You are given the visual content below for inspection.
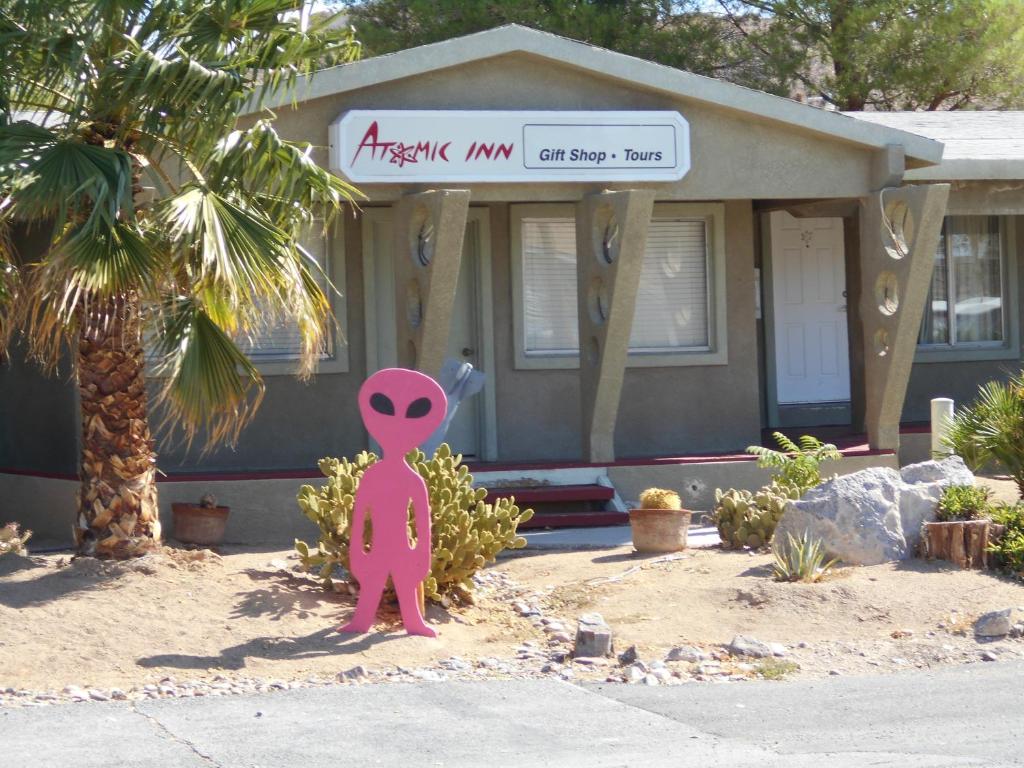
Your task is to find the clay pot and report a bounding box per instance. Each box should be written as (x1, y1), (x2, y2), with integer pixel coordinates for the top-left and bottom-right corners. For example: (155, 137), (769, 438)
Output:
(629, 508), (692, 553)
(171, 503), (230, 546)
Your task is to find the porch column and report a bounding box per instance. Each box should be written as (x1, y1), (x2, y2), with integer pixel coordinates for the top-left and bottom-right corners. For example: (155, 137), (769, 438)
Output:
(576, 189), (656, 463)
(858, 183), (950, 450)
(391, 189), (471, 375)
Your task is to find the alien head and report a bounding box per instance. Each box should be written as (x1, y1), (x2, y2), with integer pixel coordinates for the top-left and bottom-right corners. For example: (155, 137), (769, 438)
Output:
(358, 368), (447, 457)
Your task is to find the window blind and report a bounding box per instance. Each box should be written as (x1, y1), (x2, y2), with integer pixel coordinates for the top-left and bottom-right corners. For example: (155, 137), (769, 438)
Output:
(520, 217), (711, 355)
(235, 224), (332, 361)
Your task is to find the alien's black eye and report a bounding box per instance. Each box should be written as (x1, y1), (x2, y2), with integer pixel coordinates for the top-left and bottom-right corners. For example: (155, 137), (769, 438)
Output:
(370, 392), (395, 415)
(405, 397), (432, 418)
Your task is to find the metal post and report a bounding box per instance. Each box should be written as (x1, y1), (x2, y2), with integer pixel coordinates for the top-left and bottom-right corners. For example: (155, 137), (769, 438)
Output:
(931, 397), (954, 458)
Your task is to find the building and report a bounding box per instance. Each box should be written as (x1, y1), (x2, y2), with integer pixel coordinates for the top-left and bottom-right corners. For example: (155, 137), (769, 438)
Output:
(3, 26), (1022, 542)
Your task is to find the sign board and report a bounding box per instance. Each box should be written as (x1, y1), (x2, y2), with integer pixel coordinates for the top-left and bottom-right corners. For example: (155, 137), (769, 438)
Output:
(329, 110), (690, 183)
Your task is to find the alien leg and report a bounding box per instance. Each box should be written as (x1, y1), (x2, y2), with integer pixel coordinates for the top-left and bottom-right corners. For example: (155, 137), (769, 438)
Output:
(394, 575), (436, 638)
(337, 568), (387, 634)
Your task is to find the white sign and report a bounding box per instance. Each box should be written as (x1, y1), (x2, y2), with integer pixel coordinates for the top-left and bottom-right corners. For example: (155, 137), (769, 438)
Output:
(329, 110), (690, 183)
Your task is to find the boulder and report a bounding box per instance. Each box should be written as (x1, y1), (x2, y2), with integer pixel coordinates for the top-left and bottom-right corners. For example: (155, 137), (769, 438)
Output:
(975, 608), (1018, 639)
(726, 635), (773, 658)
(776, 457), (975, 566)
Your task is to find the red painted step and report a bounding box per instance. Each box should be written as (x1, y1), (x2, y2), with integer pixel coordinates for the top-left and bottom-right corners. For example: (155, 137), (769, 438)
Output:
(518, 509), (629, 530)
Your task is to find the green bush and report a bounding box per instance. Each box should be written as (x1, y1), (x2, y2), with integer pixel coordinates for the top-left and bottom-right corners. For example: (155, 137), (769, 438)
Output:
(988, 503), (1024, 578)
(772, 530), (839, 583)
(747, 432), (841, 493)
(936, 484), (993, 522)
(294, 444), (533, 602)
(945, 373), (1024, 497)
(0, 522), (30, 557)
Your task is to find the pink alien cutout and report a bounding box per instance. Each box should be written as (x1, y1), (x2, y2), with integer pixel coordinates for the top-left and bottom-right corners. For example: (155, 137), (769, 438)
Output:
(338, 368), (446, 638)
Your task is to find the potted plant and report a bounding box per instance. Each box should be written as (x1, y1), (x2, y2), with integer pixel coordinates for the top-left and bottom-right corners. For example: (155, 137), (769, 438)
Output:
(172, 493), (230, 546)
(629, 488), (691, 553)
(922, 484), (1001, 569)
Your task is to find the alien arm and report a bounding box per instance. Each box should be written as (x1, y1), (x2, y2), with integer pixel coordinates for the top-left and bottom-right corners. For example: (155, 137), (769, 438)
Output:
(348, 488), (370, 579)
(411, 478), (432, 574)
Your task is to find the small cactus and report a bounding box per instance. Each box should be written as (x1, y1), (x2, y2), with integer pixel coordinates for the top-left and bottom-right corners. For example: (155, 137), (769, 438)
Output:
(199, 493), (218, 509)
(0, 522), (31, 557)
(711, 481), (799, 550)
(638, 488), (682, 510)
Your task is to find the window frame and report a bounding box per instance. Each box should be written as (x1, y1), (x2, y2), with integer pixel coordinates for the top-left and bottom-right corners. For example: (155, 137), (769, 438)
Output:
(510, 202), (728, 370)
(146, 217), (349, 378)
(915, 214), (1018, 364)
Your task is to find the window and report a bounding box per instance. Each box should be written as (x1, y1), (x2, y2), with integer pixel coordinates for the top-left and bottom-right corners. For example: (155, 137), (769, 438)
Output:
(919, 216), (1005, 349)
(512, 203), (727, 369)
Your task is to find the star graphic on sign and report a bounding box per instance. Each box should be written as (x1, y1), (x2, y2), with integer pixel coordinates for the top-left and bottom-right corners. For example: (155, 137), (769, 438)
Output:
(389, 142), (419, 167)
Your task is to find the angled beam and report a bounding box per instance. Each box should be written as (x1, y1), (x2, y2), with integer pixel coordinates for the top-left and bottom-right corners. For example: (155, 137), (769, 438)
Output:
(391, 189), (471, 375)
(576, 189), (656, 463)
(858, 183), (950, 450)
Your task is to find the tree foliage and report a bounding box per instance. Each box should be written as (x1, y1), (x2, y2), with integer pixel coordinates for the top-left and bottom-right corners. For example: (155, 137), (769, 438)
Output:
(0, 0), (362, 446)
(342, 0), (1024, 110)
(719, 0), (1024, 110)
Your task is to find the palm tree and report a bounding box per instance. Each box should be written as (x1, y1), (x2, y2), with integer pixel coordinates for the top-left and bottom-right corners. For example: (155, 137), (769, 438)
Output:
(0, 0), (361, 557)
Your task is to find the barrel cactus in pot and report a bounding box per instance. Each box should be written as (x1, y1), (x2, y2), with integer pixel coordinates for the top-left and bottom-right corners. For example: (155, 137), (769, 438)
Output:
(629, 487), (691, 553)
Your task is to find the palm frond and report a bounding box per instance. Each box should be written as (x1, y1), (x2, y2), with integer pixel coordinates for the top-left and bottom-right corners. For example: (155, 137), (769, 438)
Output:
(151, 298), (264, 448)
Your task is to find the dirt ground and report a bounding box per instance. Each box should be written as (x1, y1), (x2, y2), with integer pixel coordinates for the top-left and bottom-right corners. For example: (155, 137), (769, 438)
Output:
(2, 531), (1023, 698)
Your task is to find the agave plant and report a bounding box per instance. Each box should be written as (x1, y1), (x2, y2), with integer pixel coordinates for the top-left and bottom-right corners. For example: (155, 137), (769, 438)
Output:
(0, 1), (361, 557)
(944, 373), (1024, 498)
(772, 530), (838, 583)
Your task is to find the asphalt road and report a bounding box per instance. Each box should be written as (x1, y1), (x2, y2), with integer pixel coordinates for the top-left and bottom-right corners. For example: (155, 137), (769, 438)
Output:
(3, 661), (1023, 767)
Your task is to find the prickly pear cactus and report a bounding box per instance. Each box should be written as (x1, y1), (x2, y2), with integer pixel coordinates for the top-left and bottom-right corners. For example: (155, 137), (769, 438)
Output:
(711, 481), (800, 550)
(295, 444), (533, 602)
(638, 488), (682, 510)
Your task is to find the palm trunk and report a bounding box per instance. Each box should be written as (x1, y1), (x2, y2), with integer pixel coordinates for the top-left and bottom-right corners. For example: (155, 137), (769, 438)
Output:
(74, 294), (160, 557)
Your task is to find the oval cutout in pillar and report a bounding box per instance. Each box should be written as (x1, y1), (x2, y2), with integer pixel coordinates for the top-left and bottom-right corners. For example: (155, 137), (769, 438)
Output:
(410, 204), (434, 267)
(587, 276), (610, 325)
(883, 199), (914, 260)
(406, 280), (423, 328)
(875, 271), (900, 316)
(586, 335), (601, 366)
(873, 328), (891, 357)
(593, 205), (619, 266)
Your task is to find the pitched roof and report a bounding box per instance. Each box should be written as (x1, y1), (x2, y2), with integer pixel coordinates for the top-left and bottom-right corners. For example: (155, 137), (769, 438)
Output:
(256, 24), (943, 168)
(849, 111), (1024, 180)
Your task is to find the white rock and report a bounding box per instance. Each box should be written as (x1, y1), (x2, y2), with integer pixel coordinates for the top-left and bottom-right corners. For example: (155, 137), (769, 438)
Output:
(574, 613), (613, 658)
(666, 646), (708, 663)
(776, 457), (974, 566)
(770, 643), (787, 658)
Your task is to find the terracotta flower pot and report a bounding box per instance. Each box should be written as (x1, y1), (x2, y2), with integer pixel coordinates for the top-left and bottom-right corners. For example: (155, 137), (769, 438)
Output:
(171, 503), (230, 546)
(629, 508), (692, 553)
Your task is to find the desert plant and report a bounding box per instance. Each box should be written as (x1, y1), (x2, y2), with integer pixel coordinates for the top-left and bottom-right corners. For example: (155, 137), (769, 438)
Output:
(936, 484), (992, 522)
(638, 488), (681, 510)
(945, 374), (1024, 498)
(0, 522), (31, 557)
(199, 494), (218, 509)
(987, 503), (1024, 578)
(747, 433), (841, 494)
(295, 444), (533, 602)
(772, 530), (838, 583)
(711, 481), (800, 550)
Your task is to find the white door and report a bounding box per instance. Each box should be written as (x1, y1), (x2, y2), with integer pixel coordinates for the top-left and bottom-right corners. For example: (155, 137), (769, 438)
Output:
(363, 209), (484, 457)
(770, 212), (850, 404)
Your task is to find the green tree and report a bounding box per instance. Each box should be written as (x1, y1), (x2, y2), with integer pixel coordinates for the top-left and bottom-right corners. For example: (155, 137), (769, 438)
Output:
(343, 0), (788, 93)
(0, 0), (361, 557)
(719, 0), (1024, 110)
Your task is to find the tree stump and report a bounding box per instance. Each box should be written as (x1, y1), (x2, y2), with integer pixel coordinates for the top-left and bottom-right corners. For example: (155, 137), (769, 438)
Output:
(923, 520), (1004, 569)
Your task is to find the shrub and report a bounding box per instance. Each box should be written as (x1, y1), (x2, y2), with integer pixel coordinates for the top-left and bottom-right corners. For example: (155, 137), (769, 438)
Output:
(988, 503), (1024, 578)
(711, 481), (800, 550)
(0, 522), (31, 557)
(747, 432), (841, 494)
(295, 444), (533, 602)
(936, 484), (993, 522)
(638, 488), (681, 510)
(945, 374), (1024, 498)
(772, 530), (838, 582)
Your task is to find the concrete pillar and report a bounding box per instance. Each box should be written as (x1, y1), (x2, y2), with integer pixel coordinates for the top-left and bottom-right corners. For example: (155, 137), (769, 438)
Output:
(576, 189), (656, 463)
(931, 397), (954, 458)
(391, 189), (471, 375)
(858, 183), (950, 450)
